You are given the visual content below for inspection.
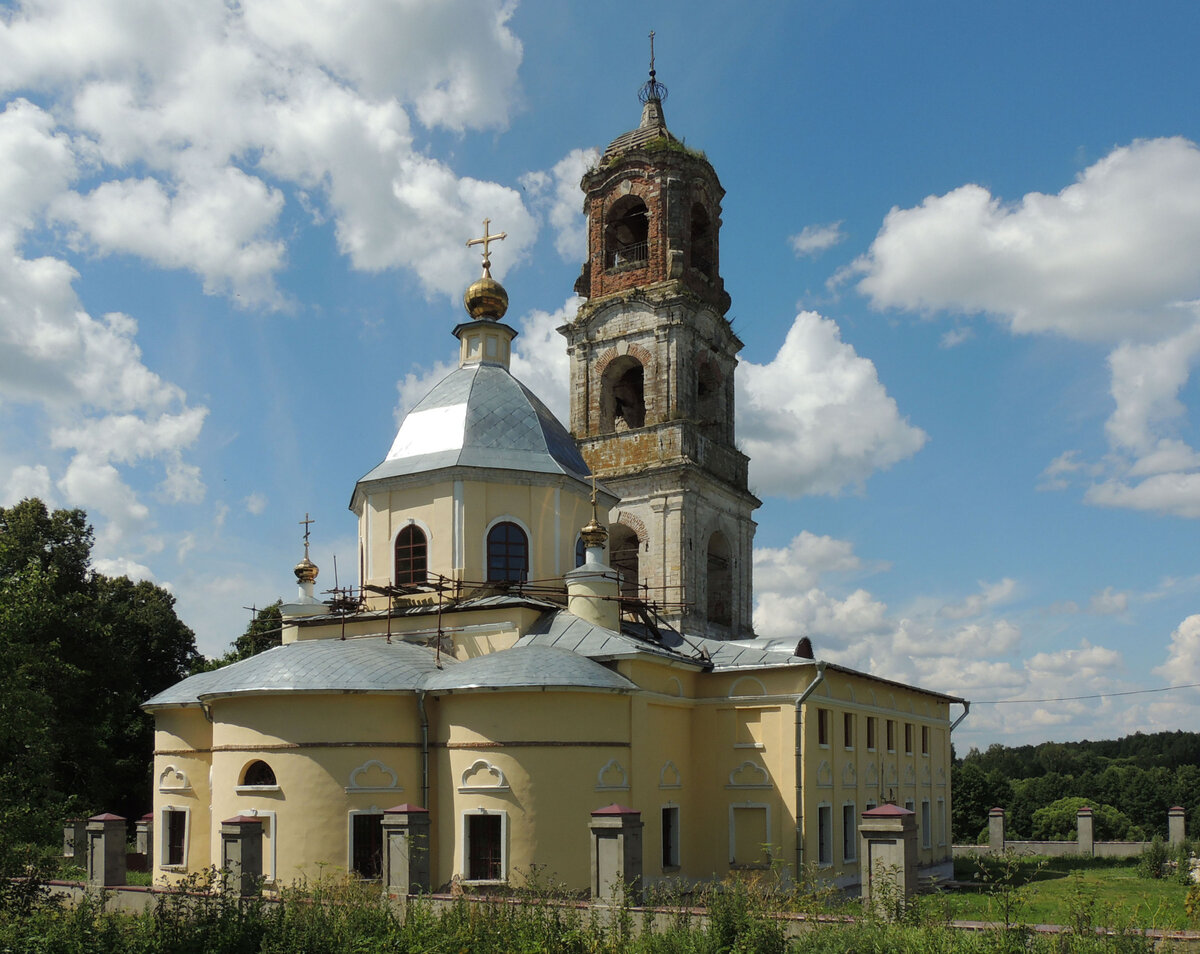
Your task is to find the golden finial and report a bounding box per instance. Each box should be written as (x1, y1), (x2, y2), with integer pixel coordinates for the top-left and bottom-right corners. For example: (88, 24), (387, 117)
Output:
(464, 218), (509, 319)
(580, 475), (607, 550)
(294, 512), (319, 584)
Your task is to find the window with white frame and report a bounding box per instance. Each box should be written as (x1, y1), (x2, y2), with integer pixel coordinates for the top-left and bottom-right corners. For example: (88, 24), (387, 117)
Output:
(161, 807), (189, 868)
(922, 799), (932, 849)
(463, 810), (506, 882)
(817, 804), (833, 867)
(842, 803), (857, 863)
(662, 805), (680, 869)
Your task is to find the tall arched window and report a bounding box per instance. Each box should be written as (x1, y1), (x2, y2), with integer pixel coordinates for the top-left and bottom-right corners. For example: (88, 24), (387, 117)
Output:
(610, 524), (641, 600)
(690, 202), (713, 277)
(575, 535), (587, 568)
(487, 522), (528, 583)
(605, 196), (649, 269)
(394, 525), (428, 585)
(706, 531), (732, 626)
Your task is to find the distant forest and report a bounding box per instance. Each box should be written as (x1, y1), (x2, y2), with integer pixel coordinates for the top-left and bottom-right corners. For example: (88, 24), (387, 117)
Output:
(952, 730), (1200, 844)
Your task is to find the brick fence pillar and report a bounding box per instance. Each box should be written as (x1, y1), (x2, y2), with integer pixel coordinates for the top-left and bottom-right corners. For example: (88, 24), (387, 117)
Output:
(86, 813), (127, 887)
(988, 808), (1005, 853)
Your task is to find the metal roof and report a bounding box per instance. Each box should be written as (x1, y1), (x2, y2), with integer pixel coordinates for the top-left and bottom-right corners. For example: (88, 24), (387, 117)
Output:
(144, 638), (451, 707)
(423, 645), (636, 693)
(355, 364), (590, 488)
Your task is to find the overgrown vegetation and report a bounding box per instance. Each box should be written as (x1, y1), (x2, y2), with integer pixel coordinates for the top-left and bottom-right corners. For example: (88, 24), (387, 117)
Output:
(0, 861), (1179, 953)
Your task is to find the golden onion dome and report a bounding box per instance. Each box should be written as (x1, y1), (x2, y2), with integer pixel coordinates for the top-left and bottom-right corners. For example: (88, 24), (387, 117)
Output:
(464, 271), (509, 320)
(294, 555), (318, 585)
(580, 515), (607, 550)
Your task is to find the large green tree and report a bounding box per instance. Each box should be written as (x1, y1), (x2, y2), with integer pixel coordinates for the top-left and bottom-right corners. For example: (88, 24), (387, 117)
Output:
(0, 499), (200, 860)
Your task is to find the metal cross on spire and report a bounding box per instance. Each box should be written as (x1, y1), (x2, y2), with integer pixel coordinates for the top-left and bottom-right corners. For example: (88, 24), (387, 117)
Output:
(300, 512), (314, 557)
(466, 218), (507, 275)
(649, 30), (656, 79)
(639, 30), (668, 105)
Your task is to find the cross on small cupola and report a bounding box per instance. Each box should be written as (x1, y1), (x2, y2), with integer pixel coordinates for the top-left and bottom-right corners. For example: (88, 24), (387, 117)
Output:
(463, 218), (510, 321)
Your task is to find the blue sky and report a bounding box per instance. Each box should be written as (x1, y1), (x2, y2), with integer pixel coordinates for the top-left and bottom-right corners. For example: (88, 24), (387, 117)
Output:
(4, 0), (1200, 749)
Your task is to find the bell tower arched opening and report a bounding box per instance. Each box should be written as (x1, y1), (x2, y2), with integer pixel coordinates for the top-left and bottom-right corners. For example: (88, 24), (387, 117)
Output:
(706, 530), (732, 627)
(600, 355), (646, 431)
(605, 195), (649, 269)
(609, 523), (641, 600)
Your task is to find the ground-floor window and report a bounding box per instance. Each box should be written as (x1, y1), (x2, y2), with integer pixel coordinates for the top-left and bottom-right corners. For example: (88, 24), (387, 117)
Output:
(921, 799), (932, 849)
(162, 808), (188, 868)
(842, 803), (857, 863)
(351, 812), (383, 879)
(817, 804), (833, 866)
(937, 798), (947, 846)
(661, 806), (680, 869)
(464, 811), (504, 881)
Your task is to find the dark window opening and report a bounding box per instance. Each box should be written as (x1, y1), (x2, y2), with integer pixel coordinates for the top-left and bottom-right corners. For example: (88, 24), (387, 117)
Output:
(706, 531), (732, 626)
(352, 813), (383, 879)
(662, 806), (679, 868)
(394, 524), (428, 585)
(605, 197), (649, 269)
(242, 760), (276, 786)
(696, 360), (725, 440)
(610, 524), (640, 600)
(690, 202), (713, 277)
(166, 810), (186, 867)
(817, 708), (830, 746)
(487, 522), (528, 583)
(467, 814), (502, 880)
(575, 535), (587, 567)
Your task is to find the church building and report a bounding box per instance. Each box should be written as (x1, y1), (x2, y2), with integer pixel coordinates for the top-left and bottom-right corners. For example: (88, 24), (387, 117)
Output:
(146, 66), (965, 894)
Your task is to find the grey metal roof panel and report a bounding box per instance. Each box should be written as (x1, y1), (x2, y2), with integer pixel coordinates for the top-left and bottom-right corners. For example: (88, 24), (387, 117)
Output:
(424, 645), (635, 693)
(356, 365), (590, 488)
(144, 638), (450, 707)
(517, 611), (704, 666)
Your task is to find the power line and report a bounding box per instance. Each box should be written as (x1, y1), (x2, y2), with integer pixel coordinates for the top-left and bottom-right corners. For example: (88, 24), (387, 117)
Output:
(973, 682), (1200, 705)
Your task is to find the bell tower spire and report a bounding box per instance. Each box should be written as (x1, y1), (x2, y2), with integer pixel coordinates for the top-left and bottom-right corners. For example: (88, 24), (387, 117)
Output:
(559, 50), (759, 639)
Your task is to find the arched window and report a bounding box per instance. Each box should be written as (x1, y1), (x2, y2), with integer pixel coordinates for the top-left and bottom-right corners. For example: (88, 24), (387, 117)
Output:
(696, 359), (724, 440)
(610, 524), (641, 600)
(690, 202), (713, 277)
(394, 525), (428, 585)
(575, 534), (587, 568)
(600, 356), (646, 431)
(242, 760), (277, 787)
(706, 531), (732, 626)
(605, 196), (649, 269)
(487, 522), (528, 583)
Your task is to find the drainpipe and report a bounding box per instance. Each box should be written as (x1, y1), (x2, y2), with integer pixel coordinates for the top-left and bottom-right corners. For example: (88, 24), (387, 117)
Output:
(949, 700), (970, 733)
(417, 690), (430, 810)
(793, 660), (827, 879)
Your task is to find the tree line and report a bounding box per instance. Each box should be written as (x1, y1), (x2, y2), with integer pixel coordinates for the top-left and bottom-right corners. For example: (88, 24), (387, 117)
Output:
(953, 733), (1200, 843)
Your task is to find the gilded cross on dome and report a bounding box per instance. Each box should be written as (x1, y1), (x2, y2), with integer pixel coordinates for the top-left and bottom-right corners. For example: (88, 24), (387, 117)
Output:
(466, 218), (507, 276)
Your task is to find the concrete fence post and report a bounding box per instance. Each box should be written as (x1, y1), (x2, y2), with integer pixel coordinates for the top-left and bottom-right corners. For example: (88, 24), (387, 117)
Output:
(220, 816), (264, 896)
(1169, 807), (1187, 848)
(86, 813), (127, 887)
(63, 819), (88, 866)
(859, 804), (919, 918)
(589, 804), (643, 904)
(1076, 807), (1094, 856)
(381, 804), (431, 896)
(135, 813), (154, 857)
(988, 808), (1005, 853)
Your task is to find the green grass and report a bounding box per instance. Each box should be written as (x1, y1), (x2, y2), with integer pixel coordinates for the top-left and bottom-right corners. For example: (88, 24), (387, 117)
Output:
(943, 855), (1193, 930)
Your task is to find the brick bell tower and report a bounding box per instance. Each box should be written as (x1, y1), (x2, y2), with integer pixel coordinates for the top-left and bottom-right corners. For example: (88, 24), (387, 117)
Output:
(560, 48), (760, 639)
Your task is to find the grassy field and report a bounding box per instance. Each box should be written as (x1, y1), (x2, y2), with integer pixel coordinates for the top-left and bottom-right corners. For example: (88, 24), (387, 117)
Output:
(941, 855), (1195, 931)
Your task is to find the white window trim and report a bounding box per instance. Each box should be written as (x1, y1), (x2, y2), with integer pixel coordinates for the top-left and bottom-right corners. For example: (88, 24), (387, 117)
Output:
(728, 801), (772, 868)
(347, 809), (384, 878)
(234, 808), (277, 882)
(841, 801), (858, 863)
(816, 802), (833, 868)
(234, 785), (281, 795)
(482, 514), (533, 582)
(461, 808), (508, 884)
(661, 803), (681, 869)
(159, 806), (191, 871)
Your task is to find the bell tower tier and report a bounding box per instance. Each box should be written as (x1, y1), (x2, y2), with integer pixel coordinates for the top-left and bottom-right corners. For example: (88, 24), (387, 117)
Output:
(560, 67), (760, 640)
